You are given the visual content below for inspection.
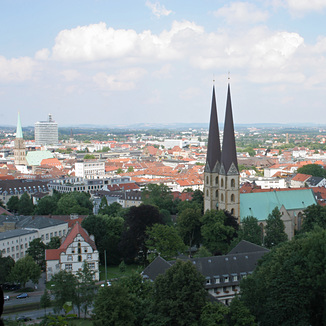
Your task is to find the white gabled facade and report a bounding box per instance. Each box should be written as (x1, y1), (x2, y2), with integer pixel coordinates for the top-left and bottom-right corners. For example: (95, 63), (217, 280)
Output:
(46, 222), (99, 281)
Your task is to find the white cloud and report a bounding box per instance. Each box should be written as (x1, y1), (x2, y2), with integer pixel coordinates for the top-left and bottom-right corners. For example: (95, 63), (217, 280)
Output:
(52, 21), (203, 62)
(152, 64), (173, 78)
(35, 48), (50, 61)
(214, 2), (269, 24)
(61, 70), (80, 81)
(285, 0), (326, 14)
(93, 67), (147, 91)
(145, 1), (173, 18)
(0, 56), (35, 82)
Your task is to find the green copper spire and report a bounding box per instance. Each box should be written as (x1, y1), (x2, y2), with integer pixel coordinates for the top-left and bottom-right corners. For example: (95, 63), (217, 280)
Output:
(16, 112), (23, 139)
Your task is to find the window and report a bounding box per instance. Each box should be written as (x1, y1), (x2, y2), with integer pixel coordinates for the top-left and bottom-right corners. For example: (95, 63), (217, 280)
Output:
(215, 190), (218, 198)
(231, 208), (234, 215)
(206, 176), (209, 185)
(231, 179), (235, 187)
(78, 255), (82, 262)
(88, 263), (95, 269)
(84, 249), (88, 253)
(7, 248), (10, 253)
(221, 194), (224, 202)
(65, 264), (72, 271)
(59, 231), (62, 237)
(231, 194), (235, 202)
(67, 255), (73, 261)
(71, 249), (75, 254)
(224, 275), (229, 283)
(41, 235), (44, 241)
(50, 233), (53, 238)
(87, 254), (92, 259)
(54, 232), (57, 236)
(16, 245), (19, 251)
(215, 277), (220, 284)
(206, 190), (209, 197)
(20, 245), (23, 249)
(206, 278), (211, 285)
(221, 178), (224, 188)
(233, 275), (238, 282)
(46, 234), (49, 240)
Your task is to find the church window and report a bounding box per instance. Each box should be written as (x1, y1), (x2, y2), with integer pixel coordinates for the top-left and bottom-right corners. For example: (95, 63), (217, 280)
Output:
(215, 190), (218, 198)
(221, 178), (224, 188)
(231, 194), (235, 202)
(206, 190), (209, 197)
(206, 176), (209, 185)
(231, 179), (235, 187)
(215, 177), (218, 185)
(231, 208), (234, 215)
(221, 194), (224, 202)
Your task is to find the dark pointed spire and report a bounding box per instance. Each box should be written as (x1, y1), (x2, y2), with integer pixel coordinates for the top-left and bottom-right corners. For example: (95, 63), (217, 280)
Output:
(205, 85), (221, 172)
(220, 83), (238, 175)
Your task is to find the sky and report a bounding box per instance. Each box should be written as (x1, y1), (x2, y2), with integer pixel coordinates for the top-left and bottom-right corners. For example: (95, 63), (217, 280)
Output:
(1, 0), (326, 127)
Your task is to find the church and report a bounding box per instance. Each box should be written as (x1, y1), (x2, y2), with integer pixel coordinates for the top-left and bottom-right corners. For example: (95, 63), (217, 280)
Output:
(204, 83), (240, 220)
(204, 83), (317, 239)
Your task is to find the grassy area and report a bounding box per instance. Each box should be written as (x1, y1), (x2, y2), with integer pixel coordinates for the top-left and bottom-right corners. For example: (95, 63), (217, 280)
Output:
(99, 264), (142, 281)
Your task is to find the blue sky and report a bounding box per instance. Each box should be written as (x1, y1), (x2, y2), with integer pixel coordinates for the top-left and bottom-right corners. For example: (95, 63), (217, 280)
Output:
(1, 0), (326, 127)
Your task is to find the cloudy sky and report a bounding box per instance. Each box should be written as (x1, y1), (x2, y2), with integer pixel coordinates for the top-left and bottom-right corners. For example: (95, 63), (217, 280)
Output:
(1, 0), (326, 127)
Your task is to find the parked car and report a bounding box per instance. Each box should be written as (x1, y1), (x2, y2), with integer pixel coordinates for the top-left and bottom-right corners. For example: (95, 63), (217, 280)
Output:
(4, 295), (10, 301)
(100, 281), (112, 287)
(16, 293), (29, 299)
(17, 316), (32, 321)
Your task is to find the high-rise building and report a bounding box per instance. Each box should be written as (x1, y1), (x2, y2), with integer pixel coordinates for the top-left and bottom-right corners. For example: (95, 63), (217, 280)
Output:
(204, 83), (240, 220)
(14, 112), (26, 166)
(35, 114), (58, 146)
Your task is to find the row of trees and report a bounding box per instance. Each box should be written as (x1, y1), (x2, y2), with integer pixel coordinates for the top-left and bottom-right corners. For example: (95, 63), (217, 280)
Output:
(6, 191), (93, 216)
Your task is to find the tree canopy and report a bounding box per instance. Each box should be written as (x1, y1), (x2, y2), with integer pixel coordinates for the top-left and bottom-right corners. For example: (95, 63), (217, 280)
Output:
(301, 204), (326, 233)
(297, 163), (326, 178)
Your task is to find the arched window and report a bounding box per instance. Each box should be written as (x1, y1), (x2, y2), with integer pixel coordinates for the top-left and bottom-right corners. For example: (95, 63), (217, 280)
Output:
(231, 194), (235, 202)
(221, 178), (224, 188)
(221, 194), (224, 202)
(78, 255), (82, 262)
(206, 176), (209, 185)
(231, 179), (235, 187)
(215, 176), (218, 185)
(231, 208), (234, 215)
(215, 190), (218, 198)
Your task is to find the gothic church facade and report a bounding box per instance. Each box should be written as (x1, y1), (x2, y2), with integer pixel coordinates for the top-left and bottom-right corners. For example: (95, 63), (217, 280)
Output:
(204, 84), (240, 221)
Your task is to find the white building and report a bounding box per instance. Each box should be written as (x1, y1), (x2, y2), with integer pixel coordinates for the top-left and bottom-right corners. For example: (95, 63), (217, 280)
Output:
(75, 160), (105, 179)
(45, 222), (99, 281)
(35, 114), (58, 146)
(0, 229), (38, 261)
(241, 176), (286, 189)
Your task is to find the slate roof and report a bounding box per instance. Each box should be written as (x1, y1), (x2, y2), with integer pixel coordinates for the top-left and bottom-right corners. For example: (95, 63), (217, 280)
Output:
(205, 86), (221, 173)
(0, 179), (49, 195)
(240, 189), (317, 221)
(0, 228), (38, 241)
(142, 241), (268, 282)
(16, 216), (68, 230)
(307, 176), (324, 186)
(220, 84), (238, 175)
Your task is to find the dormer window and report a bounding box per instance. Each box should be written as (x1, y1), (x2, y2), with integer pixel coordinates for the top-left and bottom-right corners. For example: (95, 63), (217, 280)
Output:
(223, 275), (229, 283)
(206, 277), (211, 285)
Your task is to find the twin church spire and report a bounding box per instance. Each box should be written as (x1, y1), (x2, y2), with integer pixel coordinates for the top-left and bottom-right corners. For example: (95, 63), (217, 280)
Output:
(204, 83), (240, 220)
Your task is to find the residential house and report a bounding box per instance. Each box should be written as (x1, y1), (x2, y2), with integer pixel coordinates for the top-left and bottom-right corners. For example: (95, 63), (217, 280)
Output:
(45, 222), (99, 281)
(142, 240), (269, 305)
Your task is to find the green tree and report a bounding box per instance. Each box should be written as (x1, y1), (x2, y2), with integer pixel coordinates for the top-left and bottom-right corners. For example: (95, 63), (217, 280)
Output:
(177, 207), (202, 255)
(99, 201), (123, 217)
(17, 192), (34, 215)
(200, 302), (229, 326)
(40, 289), (51, 314)
(34, 195), (58, 215)
(241, 229), (326, 326)
(146, 224), (186, 261)
(83, 154), (96, 159)
(142, 183), (176, 214)
(26, 238), (46, 269)
(116, 168), (124, 174)
(6, 196), (19, 213)
(93, 285), (136, 326)
(51, 270), (78, 313)
(228, 296), (256, 326)
(47, 236), (61, 249)
(301, 204), (326, 232)
(153, 260), (207, 326)
(98, 196), (108, 214)
(0, 199), (5, 208)
(264, 207), (288, 248)
(119, 205), (163, 263)
(56, 191), (93, 215)
(191, 189), (204, 213)
(297, 164), (326, 178)
(9, 255), (41, 288)
(237, 216), (262, 245)
(194, 246), (212, 258)
(0, 255), (15, 283)
(82, 214), (124, 265)
(201, 210), (237, 255)
(127, 166), (134, 172)
(76, 261), (96, 318)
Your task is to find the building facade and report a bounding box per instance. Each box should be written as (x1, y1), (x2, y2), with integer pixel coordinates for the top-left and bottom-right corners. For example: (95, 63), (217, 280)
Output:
(46, 222), (99, 281)
(14, 112), (26, 166)
(35, 114), (58, 146)
(75, 160), (105, 179)
(204, 84), (240, 220)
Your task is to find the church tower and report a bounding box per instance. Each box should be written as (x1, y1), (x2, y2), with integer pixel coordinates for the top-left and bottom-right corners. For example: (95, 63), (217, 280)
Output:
(204, 86), (221, 211)
(218, 83), (240, 220)
(14, 112), (26, 166)
(204, 83), (240, 221)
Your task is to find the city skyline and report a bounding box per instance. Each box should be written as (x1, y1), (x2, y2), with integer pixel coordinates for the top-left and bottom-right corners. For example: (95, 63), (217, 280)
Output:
(1, 0), (326, 126)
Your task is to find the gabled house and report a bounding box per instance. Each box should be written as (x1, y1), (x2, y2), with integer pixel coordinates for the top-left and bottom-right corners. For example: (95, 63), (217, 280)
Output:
(142, 240), (269, 305)
(45, 222), (99, 281)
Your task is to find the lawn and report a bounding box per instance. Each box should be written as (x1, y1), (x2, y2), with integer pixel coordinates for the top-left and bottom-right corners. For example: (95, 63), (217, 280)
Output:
(99, 263), (142, 281)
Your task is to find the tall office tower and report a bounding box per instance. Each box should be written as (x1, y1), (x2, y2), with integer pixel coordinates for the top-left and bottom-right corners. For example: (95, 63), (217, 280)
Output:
(14, 112), (26, 165)
(35, 114), (58, 146)
(204, 83), (240, 221)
